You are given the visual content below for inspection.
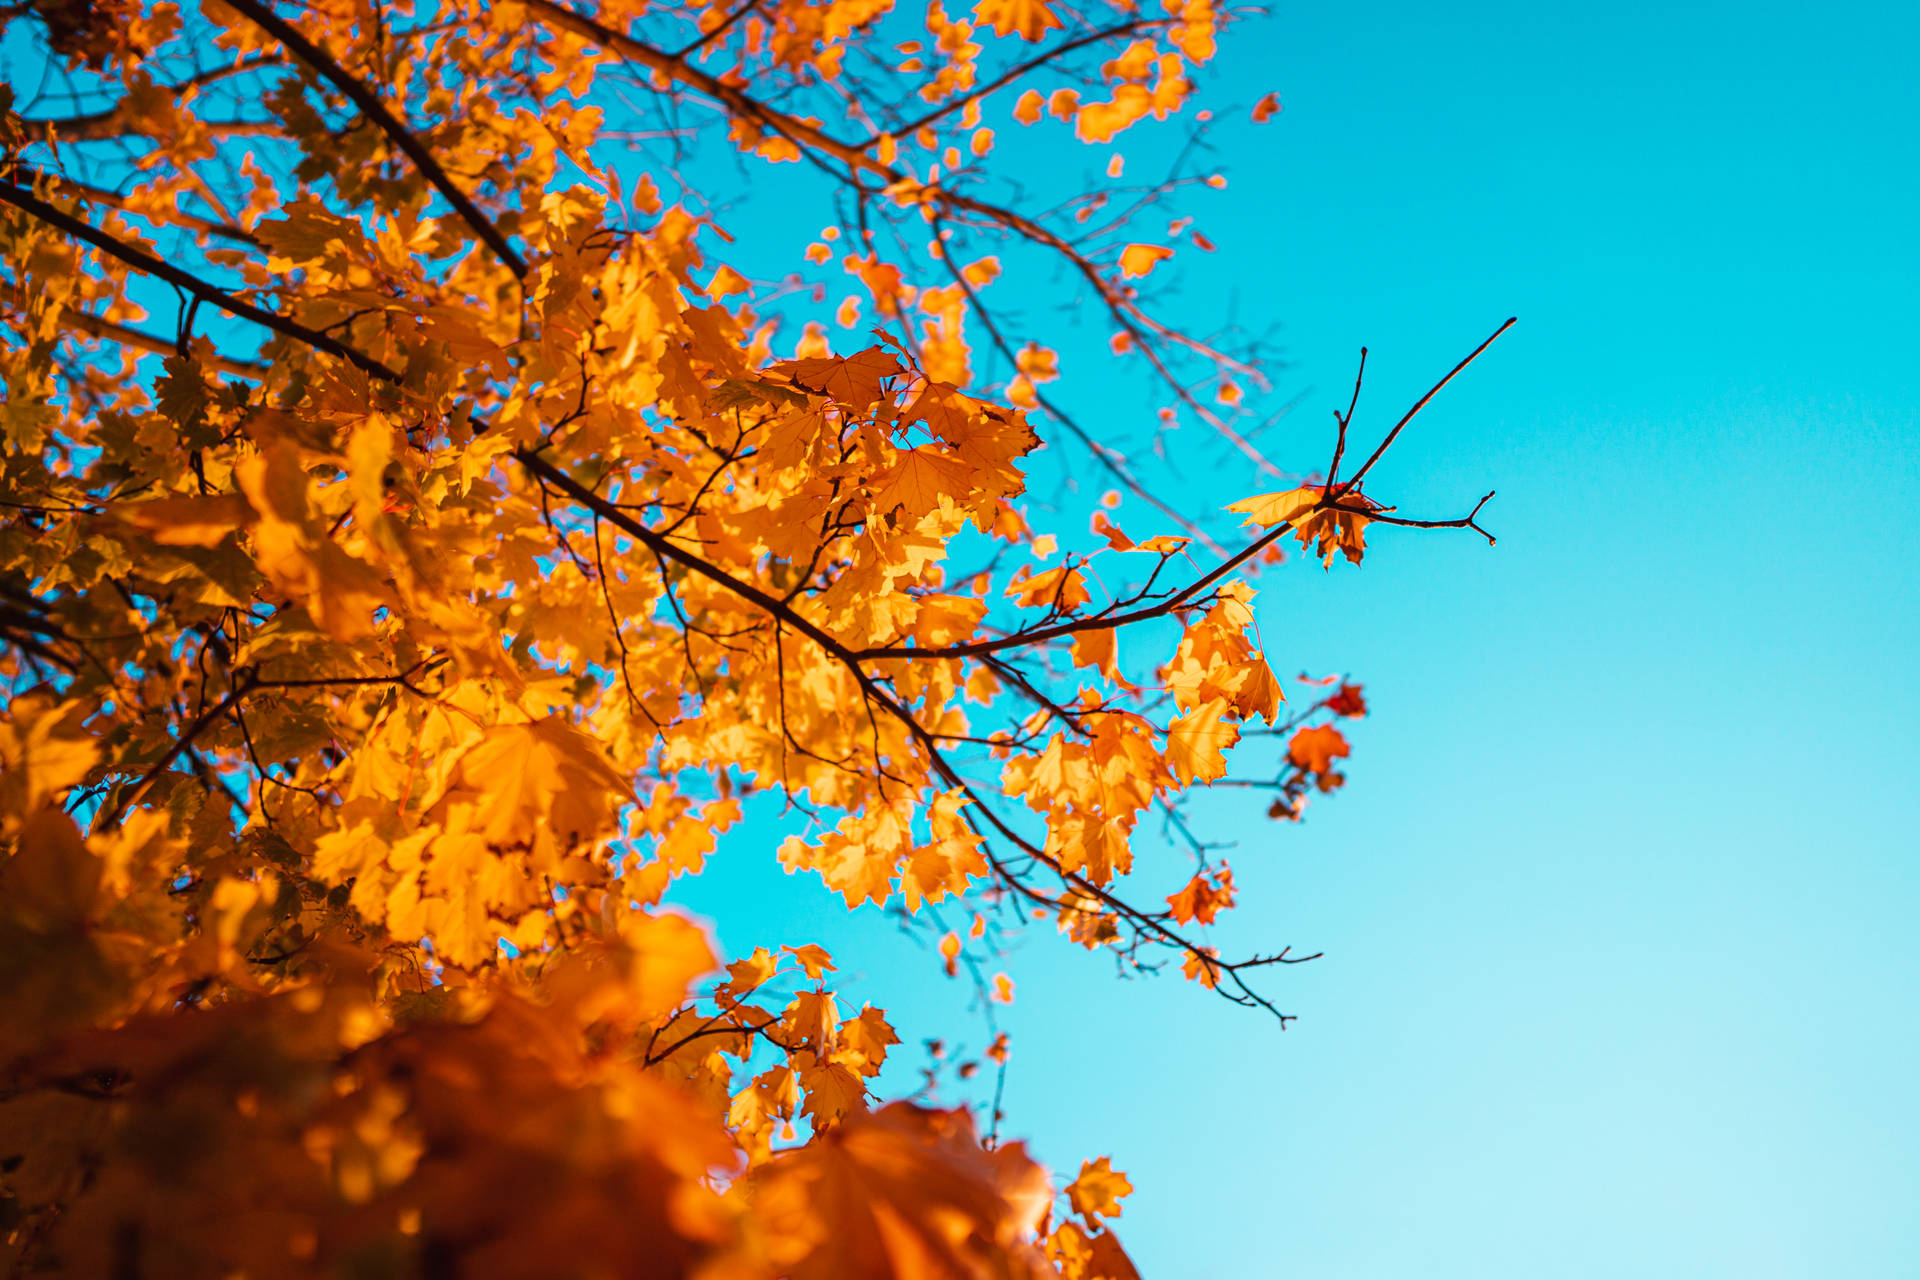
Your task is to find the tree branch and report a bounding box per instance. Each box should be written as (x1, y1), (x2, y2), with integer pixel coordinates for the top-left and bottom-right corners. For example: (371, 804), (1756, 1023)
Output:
(524, 0), (1261, 405)
(1, 164), (261, 245)
(1332, 317), (1516, 499)
(216, 0), (529, 280)
(16, 53), (285, 141)
(58, 304), (269, 377)
(0, 178), (403, 383)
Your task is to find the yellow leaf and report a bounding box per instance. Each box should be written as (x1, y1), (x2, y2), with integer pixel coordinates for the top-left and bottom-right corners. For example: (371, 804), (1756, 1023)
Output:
(721, 946), (780, 997)
(431, 716), (633, 854)
(783, 943), (837, 980)
(1006, 563), (1091, 612)
(1227, 485), (1380, 565)
(1165, 697), (1238, 786)
(1066, 1156), (1134, 1222)
(706, 263), (751, 297)
(1165, 864), (1235, 925)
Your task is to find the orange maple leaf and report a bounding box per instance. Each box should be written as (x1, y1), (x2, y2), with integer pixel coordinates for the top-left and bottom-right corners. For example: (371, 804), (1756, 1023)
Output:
(1165, 863), (1235, 925)
(870, 446), (975, 517)
(1118, 243), (1173, 279)
(797, 1054), (869, 1131)
(1066, 1156), (1134, 1222)
(1006, 562), (1091, 612)
(833, 1006), (900, 1078)
(1287, 723), (1351, 774)
(705, 263), (750, 297)
(1226, 485), (1381, 566)
(782, 942), (837, 979)
(773, 345), (904, 408)
(972, 0), (1063, 40)
(1183, 946), (1222, 989)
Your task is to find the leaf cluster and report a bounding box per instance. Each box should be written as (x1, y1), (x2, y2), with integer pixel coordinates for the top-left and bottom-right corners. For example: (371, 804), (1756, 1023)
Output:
(0, 0), (1506, 1273)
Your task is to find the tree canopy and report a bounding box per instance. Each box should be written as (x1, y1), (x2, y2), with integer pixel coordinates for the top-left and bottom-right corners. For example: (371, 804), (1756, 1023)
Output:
(0, 0), (1508, 1272)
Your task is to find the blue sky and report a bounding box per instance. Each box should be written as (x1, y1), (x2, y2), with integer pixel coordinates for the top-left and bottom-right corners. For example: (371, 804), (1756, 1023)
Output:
(674, 0), (1919, 1275)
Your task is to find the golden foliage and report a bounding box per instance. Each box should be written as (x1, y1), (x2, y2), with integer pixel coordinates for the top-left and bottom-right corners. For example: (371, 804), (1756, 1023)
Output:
(0, 0), (1504, 1266)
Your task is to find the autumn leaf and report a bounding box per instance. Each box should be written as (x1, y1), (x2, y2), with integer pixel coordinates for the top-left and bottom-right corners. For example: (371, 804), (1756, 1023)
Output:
(1324, 682), (1368, 717)
(252, 195), (370, 264)
(721, 946), (781, 997)
(1227, 484), (1381, 565)
(706, 263), (751, 297)
(757, 404), (830, 471)
(614, 911), (718, 1017)
(0, 697), (99, 817)
(1048, 1220), (1144, 1280)
(784, 943), (837, 980)
(0, 0), (1465, 1264)
(782, 989), (840, 1056)
(1183, 946), (1223, 989)
(798, 1053), (870, 1130)
(1288, 723), (1352, 774)
(869, 445), (975, 517)
(1118, 243), (1174, 278)
(1165, 697), (1239, 786)
(1071, 626), (1120, 681)
(1252, 91), (1282, 122)
(1066, 1156), (1134, 1223)
(773, 346), (904, 408)
(1006, 562), (1091, 611)
(1166, 863), (1235, 926)
(430, 716), (633, 854)
(1090, 510), (1134, 551)
(973, 0), (1064, 41)
(749, 1103), (1052, 1278)
(834, 1006), (900, 1078)
(1224, 486), (1320, 529)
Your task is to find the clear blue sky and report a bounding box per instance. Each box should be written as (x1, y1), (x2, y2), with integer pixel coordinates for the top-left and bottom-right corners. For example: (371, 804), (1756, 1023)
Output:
(683, 1), (1919, 1274)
